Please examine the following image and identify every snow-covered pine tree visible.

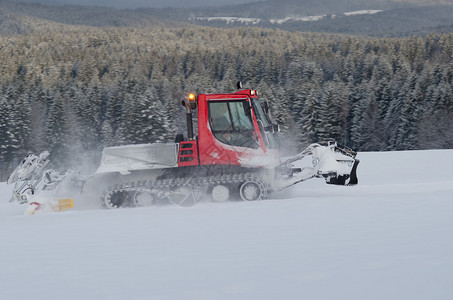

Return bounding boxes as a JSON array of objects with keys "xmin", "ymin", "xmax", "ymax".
[
  {"xmin": 45, "ymin": 92, "xmax": 70, "ymax": 168},
  {"xmin": 75, "ymin": 84, "xmax": 104, "ymax": 151}
]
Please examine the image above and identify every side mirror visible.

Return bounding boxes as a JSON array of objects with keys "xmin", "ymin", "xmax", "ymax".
[
  {"xmin": 272, "ymin": 124, "xmax": 280, "ymax": 133},
  {"xmin": 236, "ymin": 81, "xmax": 243, "ymax": 90}
]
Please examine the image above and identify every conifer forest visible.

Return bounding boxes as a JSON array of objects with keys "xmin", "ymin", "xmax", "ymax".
[{"xmin": 0, "ymin": 23, "xmax": 452, "ymax": 179}]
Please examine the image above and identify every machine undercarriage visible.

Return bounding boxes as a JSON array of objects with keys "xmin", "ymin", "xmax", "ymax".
[{"xmin": 8, "ymin": 142, "xmax": 358, "ymax": 213}]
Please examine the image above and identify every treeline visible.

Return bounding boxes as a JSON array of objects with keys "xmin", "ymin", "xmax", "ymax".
[{"xmin": 0, "ymin": 25, "xmax": 452, "ymax": 179}]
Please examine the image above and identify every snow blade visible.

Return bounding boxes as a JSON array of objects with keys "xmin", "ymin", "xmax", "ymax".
[
  {"xmin": 274, "ymin": 142, "xmax": 359, "ymax": 190},
  {"xmin": 348, "ymin": 160, "xmax": 360, "ymax": 185},
  {"xmin": 326, "ymin": 159, "xmax": 360, "ymax": 186}
]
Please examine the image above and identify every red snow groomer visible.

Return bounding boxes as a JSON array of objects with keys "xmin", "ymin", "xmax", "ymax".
[{"xmin": 9, "ymin": 83, "xmax": 359, "ymax": 211}]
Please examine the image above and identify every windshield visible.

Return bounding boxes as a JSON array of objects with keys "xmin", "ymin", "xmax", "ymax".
[
  {"xmin": 251, "ymin": 98, "xmax": 280, "ymax": 149},
  {"xmin": 251, "ymin": 99, "xmax": 271, "ymax": 128}
]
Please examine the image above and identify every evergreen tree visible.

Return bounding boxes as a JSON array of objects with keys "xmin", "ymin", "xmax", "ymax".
[
  {"xmin": 317, "ymin": 77, "xmax": 350, "ymax": 145},
  {"xmin": 45, "ymin": 92, "xmax": 69, "ymax": 168},
  {"xmin": 75, "ymin": 84, "xmax": 104, "ymax": 151}
]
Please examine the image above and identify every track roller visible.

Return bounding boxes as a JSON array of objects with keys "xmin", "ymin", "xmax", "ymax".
[
  {"xmin": 103, "ymin": 190, "xmax": 129, "ymax": 209},
  {"xmin": 211, "ymin": 184, "xmax": 230, "ymax": 202},
  {"xmin": 239, "ymin": 180, "xmax": 266, "ymax": 201}
]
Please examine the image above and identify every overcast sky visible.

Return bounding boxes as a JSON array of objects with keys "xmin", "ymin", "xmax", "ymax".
[{"xmin": 19, "ymin": 0, "xmax": 260, "ymax": 9}]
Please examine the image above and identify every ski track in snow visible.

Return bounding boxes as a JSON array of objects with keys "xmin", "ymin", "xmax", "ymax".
[{"xmin": 1, "ymin": 150, "xmax": 453, "ymax": 299}]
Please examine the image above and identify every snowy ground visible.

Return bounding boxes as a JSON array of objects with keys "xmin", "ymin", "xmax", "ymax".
[{"xmin": 1, "ymin": 150, "xmax": 453, "ymax": 299}]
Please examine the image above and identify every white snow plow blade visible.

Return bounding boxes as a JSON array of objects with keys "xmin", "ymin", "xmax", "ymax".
[{"xmin": 275, "ymin": 142, "xmax": 359, "ymax": 190}]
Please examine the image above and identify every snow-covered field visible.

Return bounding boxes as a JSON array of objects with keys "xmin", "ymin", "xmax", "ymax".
[
  {"xmin": 195, "ymin": 10, "xmax": 385, "ymax": 26},
  {"xmin": 1, "ymin": 150, "xmax": 453, "ymax": 300}
]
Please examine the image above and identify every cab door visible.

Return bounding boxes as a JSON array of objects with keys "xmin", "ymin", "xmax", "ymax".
[
  {"xmin": 198, "ymin": 95, "xmax": 279, "ymax": 168},
  {"xmin": 208, "ymin": 100, "xmax": 259, "ymax": 149}
]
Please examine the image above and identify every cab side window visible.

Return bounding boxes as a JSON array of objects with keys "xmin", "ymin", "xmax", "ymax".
[
  {"xmin": 210, "ymin": 102, "xmax": 233, "ymax": 131},
  {"xmin": 229, "ymin": 102, "xmax": 253, "ymax": 130},
  {"xmin": 209, "ymin": 101, "xmax": 258, "ymax": 149}
]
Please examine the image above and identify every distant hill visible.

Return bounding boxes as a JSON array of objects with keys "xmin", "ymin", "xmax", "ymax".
[
  {"xmin": 284, "ymin": 5, "xmax": 453, "ymax": 37},
  {"xmin": 0, "ymin": 7, "xmax": 65, "ymax": 35},
  {"xmin": 148, "ymin": 0, "xmax": 453, "ymax": 19},
  {"xmin": 180, "ymin": 0, "xmax": 453, "ymax": 37},
  {"xmin": 0, "ymin": 1, "xmax": 183, "ymax": 32},
  {"xmin": 0, "ymin": 0, "xmax": 452, "ymax": 36}
]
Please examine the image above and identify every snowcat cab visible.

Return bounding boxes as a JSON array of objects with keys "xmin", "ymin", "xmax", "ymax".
[{"xmin": 179, "ymin": 87, "xmax": 282, "ymax": 169}]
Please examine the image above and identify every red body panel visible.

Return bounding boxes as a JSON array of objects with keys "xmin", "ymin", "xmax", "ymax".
[{"xmin": 178, "ymin": 141, "xmax": 199, "ymax": 167}]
